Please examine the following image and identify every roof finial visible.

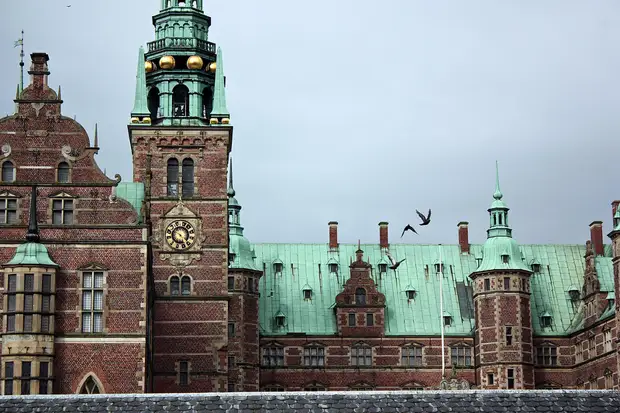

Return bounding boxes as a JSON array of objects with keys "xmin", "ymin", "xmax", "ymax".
[
  {"xmin": 210, "ymin": 47, "xmax": 230, "ymax": 121},
  {"xmin": 130, "ymin": 46, "xmax": 150, "ymax": 121},
  {"xmin": 14, "ymin": 30, "xmax": 24, "ymax": 93},
  {"xmin": 15, "ymin": 84, "xmax": 20, "ymax": 100},
  {"xmin": 57, "ymin": 85, "xmax": 62, "ymax": 100},
  {"xmin": 26, "ymin": 186, "xmax": 40, "ymax": 243},
  {"xmin": 227, "ymin": 157, "xmax": 235, "ymax": 197},
  {"xmin": 94, "ymin": 123, "xmax": 99, "ymax": 147},
  {"xmin": 493, "ymin": 160, "xmax": 503, "ymax": 200}
]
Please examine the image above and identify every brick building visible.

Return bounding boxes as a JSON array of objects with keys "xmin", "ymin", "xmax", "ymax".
[{"xmin": 0, "ymin": 0, "xmax": 618, "ymax": 394}]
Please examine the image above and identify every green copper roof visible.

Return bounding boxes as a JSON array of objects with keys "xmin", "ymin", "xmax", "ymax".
[
  {"xmin": 211, "ymin": 47, "xmax": 230, "ymax": 119},
  {"xmin": 116, "ymin": 182, "xmax": 145, "ymax": 223},
  {"xmin": 7, "ymin": 243, "xmax": 58, "ymax": 267},
  {"xmin": 227, "ymin": 159, "xmax": 258, "ymax": 271},
  {"xmin": 131, "ymin": 47, "xmax": 150, "ymax": 120},
  {"xmin": 254, "ymin": 243, "xmax": 614, "ymax": 338}
]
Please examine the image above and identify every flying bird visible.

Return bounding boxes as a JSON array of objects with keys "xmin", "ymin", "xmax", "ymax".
[
  {"xmin": 386, "ymin": 251, "xmax": 406, "ymax": 270},
  {"xmin": 416, "ymin": 209, "xmax": 432, "ymax": 226},
  {"xmin": 401, "ymin": 224, "xmax": 418, "ymax": 237}
]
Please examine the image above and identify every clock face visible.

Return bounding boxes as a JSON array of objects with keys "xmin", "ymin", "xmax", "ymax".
[{"xmin": 165, "ymin": 220, "xmax": 196, "ymax": 250}]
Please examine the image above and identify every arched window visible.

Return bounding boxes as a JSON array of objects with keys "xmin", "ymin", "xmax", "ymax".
[
  {"xmin": 167, "ymin": 158, "xmax": 179, "ymax": 196},
  {"xmin": 79, "ymin": 376, "xmax": 102, "ymax": 394},
  {"xmin": 148, "ymin": 87, "xmax": 160, "ymax": 120},
  {"xmin": 2, "ymin": 161, "xmax": 15, "ymax": 183},
  {"xmin": 172, "ymin": 84, "xmax": 189, "ymax": 117},
  {"xmin": 181, "ymin": 276, "xmax": 191, "ymax": 295},
  {"xmin": 182, "ymin": 158, "xmax": 194, "ymax": 198},
  {"xmin": 170, "ymin": 276, "xmax": 180, "ymax": 295},
  {"xmin": 57, "ymin": 162, "xmax": 70, "ymax": 183},
  {"xmin": 355, "ymin": 288, "xmax": 366, "ymax": 306},
  {"xmin": 202, "ymin": 87, "xmax": 213, "ymax": 118}
]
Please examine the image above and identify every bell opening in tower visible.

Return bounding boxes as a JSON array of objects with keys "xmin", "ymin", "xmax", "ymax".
[
  {"xmin": 148, "ymin": 87, "xmax": 160, "ymax": 121},
  {"xmin": 202, "ymin": 87, "xmax": 213, "ymax": 118},
  {"xmin": 172, "ymin": 85, "xmax": 189, "ymax": 117}
]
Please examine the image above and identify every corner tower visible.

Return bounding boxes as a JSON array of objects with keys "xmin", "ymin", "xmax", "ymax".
[
  {"xmin": 469, "ymin": 162, "xmax": 534, "ymax": 390},
  {"xmin": 128, "ymin": 1, "xmax": 233, "ymax": 393}
]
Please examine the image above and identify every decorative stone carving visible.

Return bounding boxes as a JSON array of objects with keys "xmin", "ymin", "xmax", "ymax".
[
  {"xmin": 61, "ymin": 145, "xmax": 80, "ymax": 161},
  {"xmin": 1, "ymin": 144, "xmax": 11, "ymax": 158},
  {"xmin": 31, "ymin": 102, "xmax": 45, "ymax": 117}
]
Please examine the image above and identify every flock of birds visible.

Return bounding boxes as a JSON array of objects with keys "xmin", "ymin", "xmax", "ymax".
[{"xmin": 385, "ymin": 209, "xmax": 432, "ymax": 271}]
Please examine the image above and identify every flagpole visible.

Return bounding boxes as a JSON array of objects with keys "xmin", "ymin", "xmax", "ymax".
[{"xmin": 439, "ymin": 243, "xmax": 445, "ymax": 379}]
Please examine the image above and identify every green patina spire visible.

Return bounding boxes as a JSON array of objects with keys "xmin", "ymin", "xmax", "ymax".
[
  {"xmin": 475, "ymin": 162, "xmax": 530, "ymax": 272},
  {"xmin": 210, "ymin": 47, "xmax": 230, "ymax": 121},
  {"xmin": 6, "ymin": 186, "xmax": 58, "ymax": 267},
  {"xmin": 130, "ymin": 46, "xmax": 150, "ymax": 122},
  {"xmin": 228, "ymin": 158, "xmax": 258, "ymax": 270}
]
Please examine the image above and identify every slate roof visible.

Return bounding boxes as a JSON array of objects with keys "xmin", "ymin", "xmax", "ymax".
[
  {"xmin": 255, "ymin": 243, "xmax": 615, "ymax": 337},
  {"xmin": 1, "ymin": 390, "xmax": 619, "ymax": 412}
]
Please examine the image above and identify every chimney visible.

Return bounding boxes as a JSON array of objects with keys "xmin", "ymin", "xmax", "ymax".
[
  {"xmin": 329, "ymin": 221, "xmax": 338, "ymax": 250},
  {"xmin": 589, "ymin": 221, "xmax": 604, "ymax": 256},
  {"xmin": 612, "ymin": 200, "xmax": 620, "ymax": 222},
  {"xmin": 458, "ymin": 222, "xmax": 469, "ymax": 254},
  {"xmin": 29, "ymin": 53, "xmax": 51, "ymax": 89},
  {"xmin": 379, "ymin": 222, "xmax": 389, "ymax": 249}
]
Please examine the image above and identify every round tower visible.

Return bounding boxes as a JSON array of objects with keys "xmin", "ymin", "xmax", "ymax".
[{"xmin": 469, "ymin": 162, "xmax": 534, "ymax": 390}]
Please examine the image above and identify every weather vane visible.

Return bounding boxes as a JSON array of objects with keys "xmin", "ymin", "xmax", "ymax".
[{"xmin": 14, "ymin": 30, "xmax": 24, "ymax": 93}]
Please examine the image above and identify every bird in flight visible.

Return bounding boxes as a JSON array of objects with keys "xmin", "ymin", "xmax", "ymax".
[
  {"xmin": 416, "ymin": 209, "xmax": 432, "ymax": 226},
  {"xmin": 67, "ymin": 4, "xmax": 72, "ymax": 7},
  {"xmin": 386, "ymin": 251, "xmax": 406, "ymax": 270},
  {"xmin": 401, "ymin": 224, "xmax": 418, "ymax": 237}
]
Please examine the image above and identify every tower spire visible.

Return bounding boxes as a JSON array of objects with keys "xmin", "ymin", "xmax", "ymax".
[
  {"xmin": 14, "ymin": 30, "xmax": 25, "ymax": 93},
  {"xmin": 26, "ymin": 186, "xmax": 40, "ymax": 243},
  {"xmin": 493, "ymin": 160, "xmax": 503, "ymax": 200},
  {"xmin": 487, "ymin": 161, "xmax": 511, "ymax": 238},
  {"xmin": 227, "ymin": 157, "xmax": 235, "ymax": 197},
  {"xmin": 130, "ymin": 46, "xmax": 151, "ymax": 124},
  {"xmin": 210, "ymin": 47, "xmax": 230, "ymax": 124},
  {"xmin": 94, "ymin": 123, "xmax": 99, "ymax": 147}
]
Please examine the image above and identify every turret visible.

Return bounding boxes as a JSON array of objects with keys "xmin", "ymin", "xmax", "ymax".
[
  {"xmin": 469, "ymin": 162, "xmax": 534, "ymax": 390},
  {"xmin": 1, "ymin": 187, "xmax": 58, "ymax": 395}
]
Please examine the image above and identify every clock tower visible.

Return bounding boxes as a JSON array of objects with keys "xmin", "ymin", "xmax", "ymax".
[{"xmin": 128, "ymin": 0, "xmax": 233, "ymax": 392}]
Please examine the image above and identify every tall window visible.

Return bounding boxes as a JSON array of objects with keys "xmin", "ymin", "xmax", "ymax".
[
  {"xmin": 79, "ymin": 376, "xmax": 101, "ymax": 394},
  {"xmin": 576, "ymin": 342, "xmax": 584, "ymax": 363},
  {"xmin": 172, "ymin": 84, "xmax": 190, "ymax": 117},
  {"xmin": 23, "ymin": 274, "xmax": 34, "ymax": 333},
  {"xmin": 2, "ymin": 161, "xmax": 14, "ymax": 183},
  {"xmin": 604, "ymin": 330, "xmax": 613, "ymax": 352},
  {"xmin": 4, "ymin": 362, "xmax": 13, "ymax": 395},
  {"xmin": 6, "ymin": 274, "xmax": 16, "ymax": 333},
  {"xmin": 41, "ymin": 274, "xmax": 52, "ymax": 333},
  {"xmin": 202, "ymin": 87, "xmax": 213, "ymax": 118},
  {"xmin": 148, "ymin": 87, "xmax": 160, "ymax": 120},
  {"xmin": 82, "ymin": 271, "xmax": 104, "ymax": 333},
  {"xmin": 348, "ymin": 313, "xmax": 356, "ymax": 327},
  {"xmin": 0, "ymin": 198, "xmax": 17, "ymax": 224},
  {"xmin": 38, "ymin": 362, "xmax": 49, "ymax": 395},
  {"xmin": 351, "ymin": 344, "xmax": 372, "ymax": 366},
  {"xmin": 303, "ymin": 346, "xmax": 325, "ymax": 367},
  {"xmin": 181, "ymin": 276, "xmax": 191, "ymax": 295},
  {"xmin": 182, "ymin": 158, "xmax": 194, "ymax": 198},
  {"xmin": 402, "ymin": 346, "xmax": 423, "ymax": 367},
  {"xmin": 20, "ymin": 362, "xmax": 31, "ymax": 395},
  {"xmin": 451, "ymin": 346, "xmax": 472, "ymax": 367},
  {"xmin": 262, "ymin": 346, "xmax": 284, "ymax": 367},
  {"xmin": 505, "ymin": 326, "xmax": 513, "ymax": 346},
  {"xmin": 366, "ymin": 313, "xmax": 374, "ymax": 326},
  {"xmin": 170, "ymin": 275, "xmax": 191, "ymax": 296},
  {"xmin": 167, "ymin": 158, "xmax": 179, "ymax": 196},
  {"xmin": 228, "ymin": 322, "xmax": 235, "ymax": 338},
  {"xmin": 355, "ymin": 288, "xmax": 366, "ymax": 305},
  {"xmin": 179, "ymin": 361, "xmax": 189, "ymax": 386},
  {"xmin": 52, "ymin": 199, "xmax": 73, "ymax": 225},
  {"xmin": 507, "ymin": 368, "xmax": 515, "ymax": 389},
  {"xmin": 536, "ymin": 346, "xmax": 557, "ymax": 366},
  {"xmin": 57, "ymin": 162, "xmax": 70, "ymax": 183},
  {"xmin": 504, "ymin": 277, "xmax": 510, "ymax": 290}
]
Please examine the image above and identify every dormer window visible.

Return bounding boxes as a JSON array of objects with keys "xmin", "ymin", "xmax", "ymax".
[
  {"xmin": 57, "ymin": 162, "xmax": 71, "ymax": 183},
  {"xmin": 378, "ymin": 263, "xmax": 387, "ymax": 274},
  {"xmin": 501, "ymin": 254, "xmax": 509, "ymax": 264},
  {"xmin": 434, "ymin": 263, "xmax": 444, "ymax": 274},
  {"xmin": 540, "ymin": 313, "xmax": 552, "ymax": 328},
  {"xmin": 275, "ymin": 313, "xmax": 286, "ymax": 328},
  {"xmin": 531, "ymin": 261, "xmax": 541, "ymax": 273},
  {"xmin": 405, "ymin": 287, "xmax": 416, "ymax": 300},
  {"xmin": 475, "ymin": 257, "xmax": 482, "ymax": 268},
  {"xmin": 302, "ymin": 285, "xmax": 312, "ymax": 300},
  {"xmin": 443, "ymin": 313, "xmax": 452, "ymax": 327},
  {"xmin": 273, "ymin": 261, "xmax": 283, "ymax": 274},
  {"xmin": 568, "ymin": 287, "xmax": 580, "ymax": 301},
  {"xmin": 328, "ymin": 263, "xmax": 338, "ymax": 274}
]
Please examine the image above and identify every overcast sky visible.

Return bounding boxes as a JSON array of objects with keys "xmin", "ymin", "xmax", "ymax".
[{"xmin": 2, "ymin": 0, "xmax": 620, "ymax": 246}]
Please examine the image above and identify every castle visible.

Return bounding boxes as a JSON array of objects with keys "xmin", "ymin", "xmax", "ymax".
[{"xmin": 0, "ymin": 1, "xmax": 617, "ymax": 394}]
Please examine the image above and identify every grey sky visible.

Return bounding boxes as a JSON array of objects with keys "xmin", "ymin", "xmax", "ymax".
[{"xmin": 2, "ymin": 0, "xmax": 620, "ymax": 246}]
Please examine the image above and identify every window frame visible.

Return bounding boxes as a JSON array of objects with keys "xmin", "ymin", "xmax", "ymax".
[
  {"xmin": 505, "ymin": 326, "xmax": 513, "ymax": 346},
  {"xmin": 0, "ymin": 196, "xmax": 18, "ymax": 224},
  {"xmin": 507, "ymin": 368, "xmax": 515, "ymax": 389},
  {"xmin": 401, "ymin": 345, "xmax": 423, "ymax": 367},
  {"xmin": 1, "ymin": 160, "xmax": 15, "ymax": 183},
  {"xmin": 3, "ymin": 361, "xmax": 13, "ymax": 396},
  {"xmin": 57, "ymin": 161, "xmax": 71, "ymax": 183},
  {"xmin": 80, "ymin": 270, "xmax": 105, "ymax": 334},
  {"xmin": 178, "ymin": 361, "xmax": 190, "ymax": 386},
  {"xmin": 51, "ymin": 198, "xmax": 74, "ymax": 225},
  {"xmin": 366, "ymin": 313, "xmax": 374, "ymax": 327},
  {"xmin": 350, "ymin": 344, "xmax": 372, "ymax": 367},
  {"xmin": 262, "ymin": 345, "xmax": 285, "ymax": 367},
  {"xmin": 536, "ymin": 345, "xmax": 557, "ymax": 366},
  {"xmin": 167, "ymin": 158, "xmax": 179, "ymax": 197},
  {"xmin": 355, "ymin": 288, "xmax": 366, "ymax": 306},
  {"xmin": 181, "ymin": 158, "xmax": 195, "ymax": 198},
  {"xmin": 303, "ymin": 345, "xmax": 325, "ymax": 367},
  {"xmin": 450, "ymin": 346, "xmax": 472, "ymax": 367}
]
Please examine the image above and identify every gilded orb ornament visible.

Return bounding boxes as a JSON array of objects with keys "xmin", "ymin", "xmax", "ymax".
[
  {"xmin": 145, "ymin": 60, "xmax": 156, "ymax": 73},
  {"xmin": 187, "ymin": 55, "xmax": 204, "ymax": 70},
  {"xmin": 159, "ymin": 55, "xmax": 176, "ymax": 70},
  {"xmin": 208, "ymin": 62, "xmax": 217, "ymax": 72}
]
